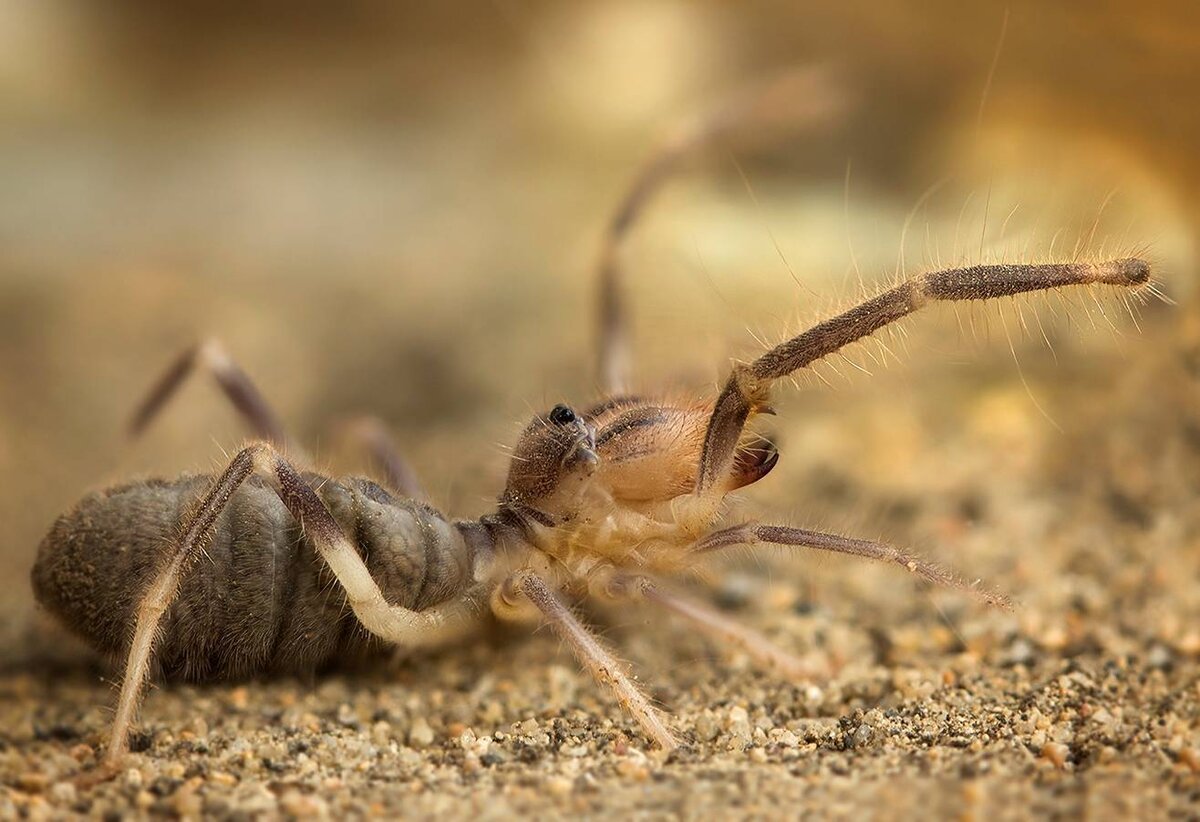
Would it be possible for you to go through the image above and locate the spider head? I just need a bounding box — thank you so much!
[500,404,599,520]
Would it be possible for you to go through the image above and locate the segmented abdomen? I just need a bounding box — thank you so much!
[31,473,473,680]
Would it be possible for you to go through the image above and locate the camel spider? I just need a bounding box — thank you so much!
[31,74,1152,772]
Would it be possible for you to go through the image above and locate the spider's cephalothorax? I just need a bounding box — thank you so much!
[497,398,778,579]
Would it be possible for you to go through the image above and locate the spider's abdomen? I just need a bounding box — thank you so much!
[31,474,473,681]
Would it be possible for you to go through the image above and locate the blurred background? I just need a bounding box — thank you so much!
[1,1,1197,641]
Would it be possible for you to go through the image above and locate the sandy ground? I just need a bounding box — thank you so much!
[1,303,1197,819]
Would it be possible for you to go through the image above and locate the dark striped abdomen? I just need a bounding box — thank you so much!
[31,473,474,681]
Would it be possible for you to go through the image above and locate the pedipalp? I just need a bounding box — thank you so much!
[694,259,1151,498]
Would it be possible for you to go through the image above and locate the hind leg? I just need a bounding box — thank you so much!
[102,443,483,768]
[130,341,427,499]
[103,446,259,765]
[128,338,290,447]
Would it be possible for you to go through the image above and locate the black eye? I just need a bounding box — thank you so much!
[549,404,576,425]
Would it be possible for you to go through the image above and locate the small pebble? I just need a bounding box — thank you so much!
[372,720,393,745]
[408,717,435,749]
[614,759,649,780]
[849,724,874,749]
[47,781,76,806]
[281,790,329,817]
[1041,742,1070,769]
[16,773,48,793]
[228,687,249,710]
[694,713,719,742]
[545,776,573,797]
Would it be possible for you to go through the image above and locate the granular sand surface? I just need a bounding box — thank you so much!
[1,314,1197,820]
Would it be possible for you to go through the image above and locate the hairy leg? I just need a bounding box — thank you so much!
[501,570,678,751]
[265,449,485,643]
[132,343,427,499]
[694,522,1011,609]
[104,447,257,765]
[694,258,1151,496]
[103,442,482,768]
[607,574,824,680]
[128,338,290,447]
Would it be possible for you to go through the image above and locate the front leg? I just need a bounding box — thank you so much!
[695,522,1011,608]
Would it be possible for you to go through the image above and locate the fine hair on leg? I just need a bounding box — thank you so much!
[694,258,1152,496]
[266,452,485,644]
[694,522,1012,609]
[509,570,678,751]
[104,446,258,765]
